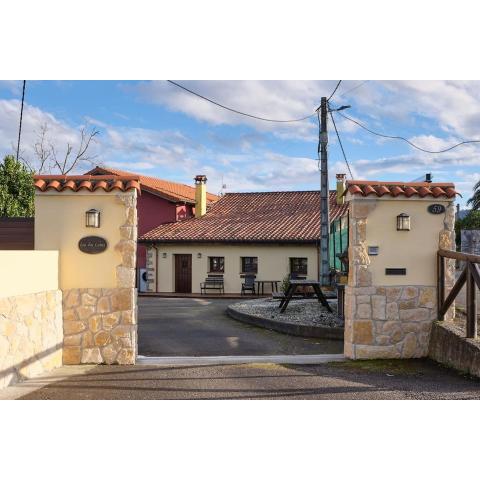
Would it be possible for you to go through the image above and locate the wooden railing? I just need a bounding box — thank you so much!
[437,249,480,338]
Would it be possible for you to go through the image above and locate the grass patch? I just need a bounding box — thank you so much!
[330,359,427,376]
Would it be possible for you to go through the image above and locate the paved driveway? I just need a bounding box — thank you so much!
[138,297,343,356]
[7,360,480,400]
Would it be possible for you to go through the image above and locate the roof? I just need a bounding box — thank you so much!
[346,180,458,198]
[34,175,141,193]
[140,190,349,244]
[85,166,219,204]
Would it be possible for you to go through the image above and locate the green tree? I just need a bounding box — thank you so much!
[455,210,480,249]
[467,180,480,210]
[0,155,34,217]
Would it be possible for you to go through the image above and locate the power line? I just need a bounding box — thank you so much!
[327,80,342,102]
[329,109,354,179]
[337,110,480,154]
[16,80,26,161]
[339,80,369,97]
[167,80,317,123]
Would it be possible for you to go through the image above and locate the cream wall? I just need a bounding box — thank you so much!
[154,243,319,293]
[35,190,127,289]
[360,197,451,286]
[0,251,58,298]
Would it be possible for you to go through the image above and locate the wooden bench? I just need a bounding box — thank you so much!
[200,277,225,294]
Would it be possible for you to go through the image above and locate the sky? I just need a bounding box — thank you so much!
[0,80,479,206]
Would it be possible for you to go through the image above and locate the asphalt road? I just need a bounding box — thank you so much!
[12,359,480,400]
[138,297,343,356]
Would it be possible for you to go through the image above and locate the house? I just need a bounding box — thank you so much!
[139,174,349,294]
[85,166,219,276]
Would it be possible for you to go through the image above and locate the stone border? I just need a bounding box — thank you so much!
[226,306,344,340]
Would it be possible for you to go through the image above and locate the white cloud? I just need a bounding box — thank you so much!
[133,80,343,140]
[3,81,480,205]
[0,99,81,166]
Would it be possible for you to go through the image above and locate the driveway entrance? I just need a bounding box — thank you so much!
[138,297,343,357]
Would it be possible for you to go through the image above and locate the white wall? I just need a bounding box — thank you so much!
[363,198,451,286]
[35,190,130,289]
[154,243,319,293]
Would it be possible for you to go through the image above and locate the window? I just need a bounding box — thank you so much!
[241,256,258,274]
[290,257,308,276]
[208,256,224,273]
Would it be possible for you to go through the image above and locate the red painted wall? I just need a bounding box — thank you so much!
[136,191,194,269]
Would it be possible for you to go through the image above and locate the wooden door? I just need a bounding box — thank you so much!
[175,254,192,293]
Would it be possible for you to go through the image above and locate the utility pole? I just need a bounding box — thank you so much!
[318,96,330,286]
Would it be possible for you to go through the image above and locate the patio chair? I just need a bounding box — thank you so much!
[241,274,256,295]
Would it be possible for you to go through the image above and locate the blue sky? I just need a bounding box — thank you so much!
[0,80,479,205]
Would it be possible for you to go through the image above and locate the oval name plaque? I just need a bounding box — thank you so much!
[78,236,108,254]
[427,204,446,215]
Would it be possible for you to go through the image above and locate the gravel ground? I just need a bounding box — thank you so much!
[230,298,343,328]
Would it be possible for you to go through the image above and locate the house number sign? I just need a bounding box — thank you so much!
[427,204,446,215]
[78,236,108,254]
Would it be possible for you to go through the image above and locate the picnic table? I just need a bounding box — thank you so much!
[255,280,280,295]
[279,279,332,313]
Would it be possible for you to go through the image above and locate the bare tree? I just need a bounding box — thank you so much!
[33,124,53,173]
[30,123,100,174]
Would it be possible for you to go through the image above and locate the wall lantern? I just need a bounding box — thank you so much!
[197,253,202,259]
[85,209,100,228]
[162,252,167,259]
[396,213,410,231]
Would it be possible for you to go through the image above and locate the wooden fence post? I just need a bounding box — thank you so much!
[437,252,445,321]
[466,261,477,338]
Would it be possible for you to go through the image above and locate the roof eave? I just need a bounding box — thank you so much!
[138,238,319,245]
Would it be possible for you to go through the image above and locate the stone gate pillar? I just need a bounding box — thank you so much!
[34,175,140,365]
[344,181,457,359]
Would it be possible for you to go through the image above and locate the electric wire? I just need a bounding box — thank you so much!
[16,80,26,161]
[327,80,342,101]
[167,80,317,123]
[336,110,480,154]
[339,80,369,97]
[329,109,354,179]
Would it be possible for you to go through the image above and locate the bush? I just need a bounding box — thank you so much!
[0,155,34,217]
[280,274,290,294]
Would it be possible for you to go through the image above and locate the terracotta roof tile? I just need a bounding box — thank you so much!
[346,180,458,199]
[85,166,219,204]
[34,175,141,193]
[140,190,349,244]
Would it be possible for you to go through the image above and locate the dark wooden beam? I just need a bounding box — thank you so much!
[438,253,445,321]
[466,265,478,338]
[438,266,466,319]
[469,262,480,290]
[439,248,480,264]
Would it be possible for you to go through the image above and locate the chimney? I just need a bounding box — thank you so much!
[336,173,347,205]
[194,175,207,218]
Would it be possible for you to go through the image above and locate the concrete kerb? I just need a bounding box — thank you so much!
[226,305,344,340]
[136,354,346,366]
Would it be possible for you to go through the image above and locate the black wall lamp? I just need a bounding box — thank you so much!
[397,213,410,231]
[85,209,100,228]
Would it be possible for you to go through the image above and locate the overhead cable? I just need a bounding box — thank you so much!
[336,110,480,154]
[167,80,317,123]
[329,109,354,179]
[327,80,342,101]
